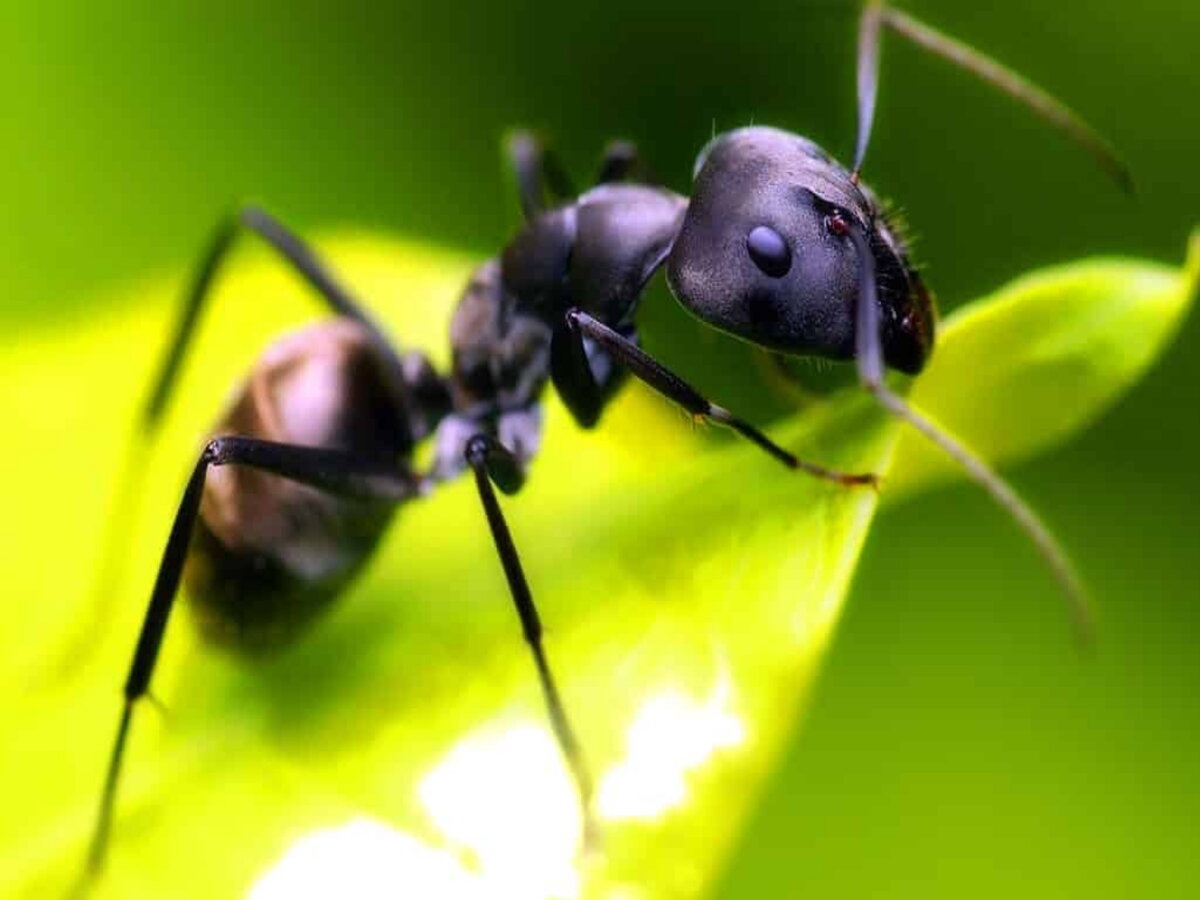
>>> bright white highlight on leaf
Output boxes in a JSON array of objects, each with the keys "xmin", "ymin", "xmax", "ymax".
[
  {"xmin": 249, "ymin": 688, "xmax": 747, "ymax": 899},
  {"xmin": 248, "ymin": 818, "xmax": 487, "ymax": 900},
  {"xmin": 418, "ymin": 724, "xmax": 584, "ymax": 900},
  {"xmin": 250, "ymin": 725, "xmax": 583, "ymax": 900},
  {"xmin": 597, "ymin": 684, "xmax": 746, "ymax": 821}
]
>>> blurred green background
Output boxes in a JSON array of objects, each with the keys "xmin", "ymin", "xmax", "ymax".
[{"xmin": 2, "ymin": 0, "xmax": 1197, "ymax": 896}]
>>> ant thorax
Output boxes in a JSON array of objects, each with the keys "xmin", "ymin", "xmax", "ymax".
[{"xmin": 433, "ymin": 184, "xmax": 687, "ymax": 481}]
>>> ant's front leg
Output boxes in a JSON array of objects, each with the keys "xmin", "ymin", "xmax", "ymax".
[
  {"xmin": 461, "ymin": 433, "xmax": 596, "ymax": 842},
  {"xmin": 563, "ymin": 309, "xmax": 879, "ymax": 487},
  {"xmin": 549, "ymin": 317, "xmax": 638, "ymax": 429},
  {"xmin": 85, "ymin": 437, "xmax": 417, "ymax": 883}
]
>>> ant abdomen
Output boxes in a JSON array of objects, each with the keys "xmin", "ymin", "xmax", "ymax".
[{"xmin": 184, "ymin": 319, "xmax": 423, "ymax": 651}]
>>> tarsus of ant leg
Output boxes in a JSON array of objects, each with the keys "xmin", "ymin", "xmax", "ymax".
[
  {"xmin": 86, "ymin": 449, "xmax": 211, "ymax": 881},
  {"xmin": 464, "ymin": 435, "xmax": 598, "ymax": 848},
  {"xmin": 87, "ymin": 701, "xmax": 133, "ymax": 877},
  {"xmin": 845, "ymin": 223, "xmax": 1093, "ymax": 646},
  {"xmin": 855, "ymin": 2, "xmax": 1132, "ymax": 192}
]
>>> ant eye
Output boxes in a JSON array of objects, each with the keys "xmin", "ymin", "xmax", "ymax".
[
  {"xmin": 746, "ymin": 225, "xmax": 792, "ymax": 277},
  {"xmin": 826, "ymin": 213, "xmax": 850, "ymax": 237}
]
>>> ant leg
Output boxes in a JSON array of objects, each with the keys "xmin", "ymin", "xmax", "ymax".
[
  {"xmin": 145, "ymin": 205, "xmax": 404, "ymax": 430},
  {"xmin": 852, "ymin": 2, "xmax": 1130, "ymax": 190},
  {"xmin": 506, "ymin": 133, "xmax": 651, "ymax": 220},
  {"xmin": 594, "ymin": 139, "xmax": 651, "ymax": 185},
  {"xmin": 74, "ymin": 208, "xmax": 414, "ymax": 682},
  {"xmin": 86, "ymin": 437, "xmax": 417, "ymax": 880},
  {"xmin": 549, "ymin": 319, "xmax": 636, "ymax": 429},
  {"xmin": 505, "ymin": 131, "xmax": 579, "ymax": 220},
  {"xmin": 462, "ymin": 434, "xmax": 595, "ymax": 838},
  {"xmin": 843, "ymin": 223, "xmax": 1094, "ymax": 645},
  {"xmin": 564, "ymin": 309, "xmax": 878, "ymax": 486}
]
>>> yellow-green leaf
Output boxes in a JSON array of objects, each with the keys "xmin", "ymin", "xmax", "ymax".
[
  {"xmin": 886, "ymin": 231, "xmax": 1200, "ymax": 503},
  {"xmin": 0, "ymin": 231, "xmax": 1193, "ymax": 899}
]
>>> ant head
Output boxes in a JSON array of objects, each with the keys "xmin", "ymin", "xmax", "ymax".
[{"xmin": 666, "ymin": 127, "xmax": 934, "ymax": 375}]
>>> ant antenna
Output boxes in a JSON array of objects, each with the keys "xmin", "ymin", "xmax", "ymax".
[
  {"xmin": 852, "ymin": 2, "xmax": 883, "ymax": 183},
  {"xmin": 853, "ymin": 1, "xmax": 1132, "ymax": 193},
  {"xmin": 845, "ymin": 222, "xmax": 1095, "ymax": 648}
]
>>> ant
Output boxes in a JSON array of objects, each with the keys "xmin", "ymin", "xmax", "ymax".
[{"xmin": 84, "ymin": 1, "xmax": 1129, "ymax": 883}]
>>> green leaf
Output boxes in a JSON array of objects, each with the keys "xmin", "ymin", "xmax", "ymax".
[
  {"xmin": 886, "ymin": 231, "xmax": 1200, "ymax": 503},
  {"xmin": 0, "ymin": 232, "xmax": 1193, "ymax": 899}
]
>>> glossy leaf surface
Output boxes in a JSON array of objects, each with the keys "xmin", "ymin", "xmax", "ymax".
[{"xmin": 1, "ymin": 232, "xmax": 1193, "ymax": 899}]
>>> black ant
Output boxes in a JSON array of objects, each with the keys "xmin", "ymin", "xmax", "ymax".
[{"xmin": 85, "ymin": 1, "xmax": 1129, "ymax": 882}]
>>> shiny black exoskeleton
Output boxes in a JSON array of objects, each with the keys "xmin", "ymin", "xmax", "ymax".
[
  {"xmin": 87, "ymin": 2, "xmax": 1127, "ymax": 880},
  {"xmin": 673, "ymin": 128, "xmax": 933, "ymax": 373},
  {"xmin": 431, "ymin": 124, "xmax": 934, "ymax": 486}
]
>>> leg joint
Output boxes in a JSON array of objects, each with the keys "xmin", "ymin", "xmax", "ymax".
[
  {"xmin": 202, "ymin": 436, "xmax": 237, "ymax": 465},
  {"xmin": 464, "ymin": 433, "xmax": 491, "ymax": 470},
  {"xmin": 237, "ymin": 203, "xmax": 275, "ymax": 231}
]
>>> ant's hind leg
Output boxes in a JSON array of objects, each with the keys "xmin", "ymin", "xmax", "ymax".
[
  {"xmin": 85, "ymin": 437, "xmax": 417, "ymax": 883},
  {"xmin": 462, "ymin": 433, "xmax": 596, "ymax": 843},
  {"xmin": 563, "ymin": 309, "xmax": 879, "ymax": 487},
  {"xmin": 146, "ymin": 204, "xmax": 405, "ymax": 430},
  {"xmin": 75, "ymin": 208, "xmax": 414, "ymax": 682}
]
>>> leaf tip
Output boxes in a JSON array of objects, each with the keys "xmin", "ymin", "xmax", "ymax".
[{"xmin": 1186, "ymin": 227, "xmax": 1200, "ymax": 303}]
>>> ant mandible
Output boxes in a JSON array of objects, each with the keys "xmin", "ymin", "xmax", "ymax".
[{"xmin": 85, "ymin": 1, "xmax": 1128, "ymax": 881}]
